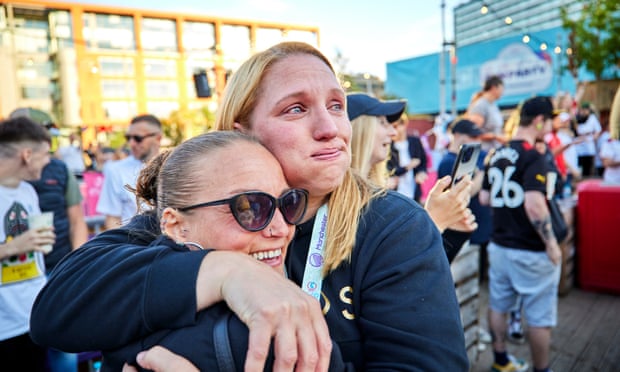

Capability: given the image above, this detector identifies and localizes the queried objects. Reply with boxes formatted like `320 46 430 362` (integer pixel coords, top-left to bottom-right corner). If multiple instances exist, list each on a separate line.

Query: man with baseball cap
480 96 560 372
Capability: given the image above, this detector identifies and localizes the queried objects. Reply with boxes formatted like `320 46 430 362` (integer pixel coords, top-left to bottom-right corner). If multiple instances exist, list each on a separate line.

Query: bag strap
213 311 235 372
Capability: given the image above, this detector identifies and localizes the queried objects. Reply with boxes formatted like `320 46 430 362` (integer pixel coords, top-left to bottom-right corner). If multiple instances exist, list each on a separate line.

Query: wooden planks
471 285 620 371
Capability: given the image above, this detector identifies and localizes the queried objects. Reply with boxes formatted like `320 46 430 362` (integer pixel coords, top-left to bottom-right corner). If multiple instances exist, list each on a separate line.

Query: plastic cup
28 211 54 254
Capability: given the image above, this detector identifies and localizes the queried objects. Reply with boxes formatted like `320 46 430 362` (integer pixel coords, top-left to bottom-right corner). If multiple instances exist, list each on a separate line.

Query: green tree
161 106 216 147
561 0 620 80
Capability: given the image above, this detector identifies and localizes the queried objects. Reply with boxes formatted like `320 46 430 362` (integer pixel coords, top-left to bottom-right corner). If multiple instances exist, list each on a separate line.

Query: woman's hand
425 175 476 232
197 251 332 372
122 346 198 372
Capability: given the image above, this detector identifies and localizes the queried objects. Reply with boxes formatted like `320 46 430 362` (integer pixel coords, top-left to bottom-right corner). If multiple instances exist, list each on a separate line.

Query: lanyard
301 204 328 301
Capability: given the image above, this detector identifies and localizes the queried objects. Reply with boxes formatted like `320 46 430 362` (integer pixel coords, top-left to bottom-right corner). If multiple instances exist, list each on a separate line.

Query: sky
68 0 466 80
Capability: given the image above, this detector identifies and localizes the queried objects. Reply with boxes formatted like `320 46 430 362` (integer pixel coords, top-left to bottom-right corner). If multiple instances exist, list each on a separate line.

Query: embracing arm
31 224 331 371
30 234 209 351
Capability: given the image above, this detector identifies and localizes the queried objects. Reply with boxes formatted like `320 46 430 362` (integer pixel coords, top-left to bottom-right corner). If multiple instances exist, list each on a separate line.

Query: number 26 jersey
483 140 550 251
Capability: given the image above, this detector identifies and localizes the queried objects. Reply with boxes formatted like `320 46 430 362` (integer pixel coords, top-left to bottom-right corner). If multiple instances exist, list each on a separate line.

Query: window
83 13 135 50
102 101 137 120
145 80 179 98
17 59 52 80
13 18 49 53
144 59 177 78
101 80 136 98
220 25 251 63
182 21 215 53
21 84 51 99
99 57 134 76
141 18 177 52
146 100 178 118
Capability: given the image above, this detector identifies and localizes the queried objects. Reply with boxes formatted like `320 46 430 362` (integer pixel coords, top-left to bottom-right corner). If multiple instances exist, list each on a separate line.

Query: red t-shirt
546 132 567 177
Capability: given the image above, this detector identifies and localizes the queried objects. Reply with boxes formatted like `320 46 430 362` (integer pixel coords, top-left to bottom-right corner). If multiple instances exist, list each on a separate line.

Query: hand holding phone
449 143 481 188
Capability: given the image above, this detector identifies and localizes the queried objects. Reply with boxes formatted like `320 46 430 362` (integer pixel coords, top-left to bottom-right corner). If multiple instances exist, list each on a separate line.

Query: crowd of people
1 41 619 372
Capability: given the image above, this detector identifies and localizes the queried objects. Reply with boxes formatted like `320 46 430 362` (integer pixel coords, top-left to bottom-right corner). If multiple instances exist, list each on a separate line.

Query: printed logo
309 253 323 267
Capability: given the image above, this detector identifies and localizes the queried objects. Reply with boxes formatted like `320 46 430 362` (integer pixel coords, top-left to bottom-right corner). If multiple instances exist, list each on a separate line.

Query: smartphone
449 143 481 188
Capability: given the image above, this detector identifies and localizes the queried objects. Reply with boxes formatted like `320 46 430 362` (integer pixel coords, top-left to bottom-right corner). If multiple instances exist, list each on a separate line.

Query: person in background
437 118 492 264
96 114 162 230
57 133 86 179
549 112 583 194
574 102 602 177
600 88 620 184
32 41 468 371
467 75 506 149
0 117 54 372
595 120 610 177
388 113 426 202
480 96 561 372
9 108 88 371
348 94 477 260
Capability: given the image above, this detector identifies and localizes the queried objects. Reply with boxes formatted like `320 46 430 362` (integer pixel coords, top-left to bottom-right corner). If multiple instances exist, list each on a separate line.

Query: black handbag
548 199 568 243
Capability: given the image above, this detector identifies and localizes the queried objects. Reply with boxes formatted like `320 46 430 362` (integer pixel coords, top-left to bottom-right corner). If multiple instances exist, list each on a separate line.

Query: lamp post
363 73 372 95
440 0 457 118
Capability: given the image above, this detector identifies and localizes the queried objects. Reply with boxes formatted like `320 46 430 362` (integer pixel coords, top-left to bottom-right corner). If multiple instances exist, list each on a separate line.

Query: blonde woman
33 42 469 371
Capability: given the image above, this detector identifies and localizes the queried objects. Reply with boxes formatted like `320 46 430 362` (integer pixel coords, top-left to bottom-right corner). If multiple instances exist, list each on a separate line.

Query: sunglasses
124 132 158 143
178 189 308 232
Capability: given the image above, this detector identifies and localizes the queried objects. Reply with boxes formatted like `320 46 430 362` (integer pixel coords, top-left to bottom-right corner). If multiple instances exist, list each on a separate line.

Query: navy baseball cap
449 119 484 137
521 96 554 119
347 94 407 123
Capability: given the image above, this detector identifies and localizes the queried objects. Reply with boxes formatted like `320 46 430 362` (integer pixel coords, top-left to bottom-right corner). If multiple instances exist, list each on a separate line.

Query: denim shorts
487 242 561 327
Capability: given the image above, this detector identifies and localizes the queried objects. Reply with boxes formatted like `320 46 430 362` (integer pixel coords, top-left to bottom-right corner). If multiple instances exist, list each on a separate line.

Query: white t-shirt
557 130 579 173
600 139 620 184
393 140 415 199
58 145 85 174
96 155 144 224
575 114 602 156
0 182 47 341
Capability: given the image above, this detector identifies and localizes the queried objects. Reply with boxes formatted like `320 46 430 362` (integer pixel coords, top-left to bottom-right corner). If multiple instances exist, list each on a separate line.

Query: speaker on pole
193 69 211 98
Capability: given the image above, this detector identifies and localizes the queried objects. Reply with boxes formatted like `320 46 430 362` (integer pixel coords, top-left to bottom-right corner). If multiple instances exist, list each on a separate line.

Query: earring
183 241 205 251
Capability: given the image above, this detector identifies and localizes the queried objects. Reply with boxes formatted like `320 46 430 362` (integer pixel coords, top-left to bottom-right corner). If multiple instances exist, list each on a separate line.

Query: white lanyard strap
301 204 328 301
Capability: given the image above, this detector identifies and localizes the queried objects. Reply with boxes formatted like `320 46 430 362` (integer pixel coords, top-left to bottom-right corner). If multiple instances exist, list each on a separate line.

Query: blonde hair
610 87 620 140
216 41 379 274
503 105 522 140
350 115 389 187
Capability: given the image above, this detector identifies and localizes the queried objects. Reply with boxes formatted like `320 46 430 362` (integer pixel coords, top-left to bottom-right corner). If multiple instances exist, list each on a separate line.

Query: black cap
521 96 554 119
449 119 484 137
346 94 406 123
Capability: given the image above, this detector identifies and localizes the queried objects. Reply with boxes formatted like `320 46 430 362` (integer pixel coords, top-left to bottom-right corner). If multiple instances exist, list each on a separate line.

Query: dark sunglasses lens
233 193 274 231
125 135 143 143
281 190 307 225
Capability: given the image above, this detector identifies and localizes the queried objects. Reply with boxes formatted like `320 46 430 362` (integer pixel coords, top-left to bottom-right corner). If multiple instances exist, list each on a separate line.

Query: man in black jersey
480 96 561 372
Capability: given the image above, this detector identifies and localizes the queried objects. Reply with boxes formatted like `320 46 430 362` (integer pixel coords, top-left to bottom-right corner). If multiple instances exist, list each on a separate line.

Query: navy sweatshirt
31 191 468 371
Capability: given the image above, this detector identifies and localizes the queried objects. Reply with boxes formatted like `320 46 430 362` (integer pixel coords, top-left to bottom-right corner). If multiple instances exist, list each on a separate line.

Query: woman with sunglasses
96 131 346 371
32 42 468 371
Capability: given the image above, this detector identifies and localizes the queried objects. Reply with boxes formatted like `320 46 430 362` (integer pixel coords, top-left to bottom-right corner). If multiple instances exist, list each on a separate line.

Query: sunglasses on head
178 189 309 232
124 132 158 143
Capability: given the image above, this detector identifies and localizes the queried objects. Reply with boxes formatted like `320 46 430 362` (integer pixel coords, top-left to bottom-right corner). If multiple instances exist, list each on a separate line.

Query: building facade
0 0 319 143
385 0 614 116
